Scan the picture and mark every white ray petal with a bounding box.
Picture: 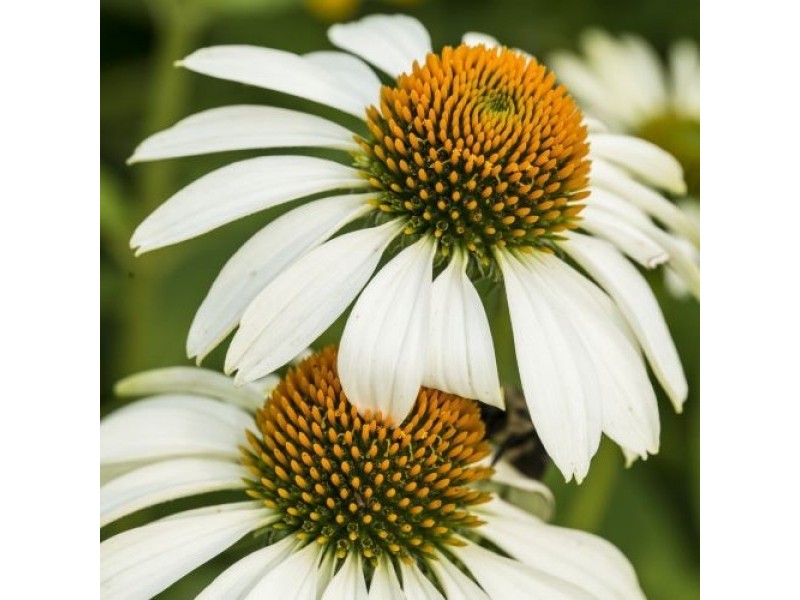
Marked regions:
[328,14,431,78]
[100,396,252,465]
[477,497,645,600]
[497,251,602,482]
[564,232,688,411]
[583,116,609,133]
[429,553,490,600]
[304,51,382,110]
[101,504,268,600]
[244,542,322,600]
[114,366,265,412]
[424,250,502,407]
[670,40,700,118]
[322,553,368,600]
[453,542,592,599]
[317,551,337,599]
[399,560,444,600]
[581,204,669,268]
[520,252,660,466]
[197,536,298,600]
[462,32,500,48]
[129,106,358,164]
[621,34,668,116]
[368,556,404,600]
[488,459,555,520]
[227,220,403,383]
[338,237,436,423]
[100,458,247,527]
[590,133,687,196]
[592,158,699,245]
[131,156,365,254]
[188,194,372,362]
[179,46,371,118]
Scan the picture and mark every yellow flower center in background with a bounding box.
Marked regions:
[359,44,590,269]
[242,348,493,565]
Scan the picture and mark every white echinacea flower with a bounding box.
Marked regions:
[101,349,646,599]
[548,29,700,298]
[129,14,694,481]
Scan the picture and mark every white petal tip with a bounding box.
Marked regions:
[173,59,185,68]
[647,252,670,269]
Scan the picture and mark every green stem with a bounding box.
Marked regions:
[120,0,206,374]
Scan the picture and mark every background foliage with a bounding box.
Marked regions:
[101,0,699,597]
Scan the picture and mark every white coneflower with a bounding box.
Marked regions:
[101,349,645,599]
[548,29,700,298]
[129,14,694,481]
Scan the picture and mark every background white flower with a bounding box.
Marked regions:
[129,14,694,481]
[101,352,646,599]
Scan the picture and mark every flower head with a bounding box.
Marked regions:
[129,14,694,481]
[101,350,645,599]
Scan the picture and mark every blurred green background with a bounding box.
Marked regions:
[101,0,699,597]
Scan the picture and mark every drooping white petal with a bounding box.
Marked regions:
[100,458,248,527]
[304,51,382,110]
[429,553,490,600]
[114,366,265,412]
[581,204,669,268]
[188,194,372,362]
[101,503,269,600]
[338,237,436,423]
[477,497,645,600]
[322,553,368,600]
[100,396,252,465]
[244,542,322,599]
[669,40,700,118]
[564,232,688,411]
[328,14,431,78]
[399,560,444,600]
[462,32,500,48]
[522,252,660,458]
[424,250,502,407]
[592,159,699,245]
[620,34,668,117]
[128,106,358,163]
[131,156,365,254]
[227,220,404,383]
[496,251,602,482]
[179,46,372,118]
[197,536,298,600]
[368,556,404,600]
[488,459,555,520]
[452,541,591,599]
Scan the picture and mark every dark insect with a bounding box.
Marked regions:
[480,386,550,480]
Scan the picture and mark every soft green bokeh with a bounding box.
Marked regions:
[101,0,699,597]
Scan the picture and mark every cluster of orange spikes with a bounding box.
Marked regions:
[241,347,493,565]
[359,43,590,266]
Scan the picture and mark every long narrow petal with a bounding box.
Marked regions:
[100,396,252,465]
[591,133,687,195]
[303,51,382,110]
[522,253,660,458]
[197,536,298,599]
[100,458,247,527]
[227,220,404,383]
[338,237,436,423]
[368,556,404,600]
[101,503,269,600]
[424,250,502,407]
[129,106,358,163]
[564,232,688,411]
[131,156,365,254]
[328,15,431,78]
[488,459,555,520]
[322,553,368,600]
[429,553,490,600]
[497,251,602,482]
[477,497,645,600]
[581,204,669,268]
[452,542,591,599]
[592,159,699,245]
[114,366,265,412]
[244,542,322,599]
[188,194,372,362]
[179,46,372,118]
[669,40,700,118]
[399,560,445,600]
